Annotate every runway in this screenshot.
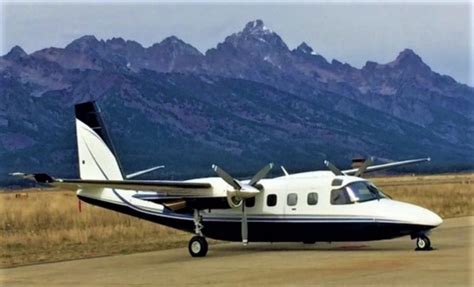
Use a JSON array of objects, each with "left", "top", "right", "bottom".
[{"left": 1, "top": 216, "right": 472, "bottom": 286}]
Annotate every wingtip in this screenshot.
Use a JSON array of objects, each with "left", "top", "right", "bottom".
[
  {"left": 9, "top": 172, "right": 24, "bottom": 176},
  {"left": 9, "top": 172, "right": 54, "bottom": 183}
]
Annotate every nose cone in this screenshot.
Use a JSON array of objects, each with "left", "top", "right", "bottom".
[
  {"left": 413, "top": 205, "right": 443, "bottom": 227},
  {"left": 380, "top": 200, "right": 443, "bottom": 227},
  {"left": 424, "top": 209, "right": 443, "bottom": 227}
]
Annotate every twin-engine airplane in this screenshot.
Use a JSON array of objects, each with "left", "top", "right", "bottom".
[{"left": 14, "top": 102, "right": 442, "bottom": 257}]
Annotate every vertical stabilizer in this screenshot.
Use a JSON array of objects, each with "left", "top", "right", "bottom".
[{"left": 75, "top": 102, "right": 124, "bottom": 180}]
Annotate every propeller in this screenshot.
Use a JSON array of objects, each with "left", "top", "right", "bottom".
[
  {"left": 325, "top": 157, "right": 374, "bottom": 177},
  {"left": 249, "top": 163, "right": 274, "bottom": 186},
  {"left": 212, "top": 163, "right": 274, "bottom": 245},
  {"left": 212, "top": 165, "right": 241, "bottom": 191},
  {"left": 242, "top": 201, "right": 248, "bottom": 245},
  {"left": 354, "top": 157, "right": 374, "bottom": 177},
  {"left": 324, "top": 160, "right": 344, "bottom": 176}
]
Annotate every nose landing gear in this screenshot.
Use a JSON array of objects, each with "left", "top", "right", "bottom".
[{"left": 415, "top": 235, "right": 432, "bottom": 251}]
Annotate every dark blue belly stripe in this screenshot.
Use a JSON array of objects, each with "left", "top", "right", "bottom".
[{"left": 78, "top": 195, "right": 435, "bottom": 242}]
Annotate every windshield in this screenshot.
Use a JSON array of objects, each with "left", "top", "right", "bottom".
[{"left": 345, "top": 181, "right": 388, "bottom": 203}]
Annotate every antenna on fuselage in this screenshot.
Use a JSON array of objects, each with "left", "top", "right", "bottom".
[{"left": 281, "top": 166, "right": 289, "bottom": 176}]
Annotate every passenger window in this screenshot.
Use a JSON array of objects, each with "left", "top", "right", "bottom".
[
  {"left": 267, "top": 194, "right": 277, "bottom": 207},
  {"left": 331, "top": 188, "right": 351, "bottom": 205},
  {"left": 287, "top": 193, "right": 298, "bottom": 206},
  {"left": 245, "top": 197, "right": 255, "bottom": 208},
  {"left": 307, "top": 192, "right": 318, "bottom": 205}
]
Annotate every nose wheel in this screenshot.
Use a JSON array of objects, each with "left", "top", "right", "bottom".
[{"left": 415, "top": 235, "right": 432, "bottom": 251}]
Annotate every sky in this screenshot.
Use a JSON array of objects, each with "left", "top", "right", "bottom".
[{"left": 1, "top": 1, "right": 473, "bottom": 86}]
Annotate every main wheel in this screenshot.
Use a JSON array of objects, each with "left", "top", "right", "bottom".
[
  {"left": 188, "top": 236, "right": 208, "bottom": 257},
  {"left": 416, "top": 235, "right": 431, "bottom": 250}
]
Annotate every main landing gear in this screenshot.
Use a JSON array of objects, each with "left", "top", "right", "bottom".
[
  {"left": 415, "top": 234, "right": 432, "bottom": 251},
  {"left": 189, "top": 236, "right": 208, "bottom": 257},
  {"left": 189, "top": 209, "right": 208, "bottom": 257}
]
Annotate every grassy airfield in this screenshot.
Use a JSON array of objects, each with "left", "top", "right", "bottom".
[{"left": 1, "top": 173, "right": 473, "bottom": 268}]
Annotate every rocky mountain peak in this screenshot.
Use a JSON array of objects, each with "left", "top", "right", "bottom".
[
  {"left": 391, "top": 49, "right": 429, "bottom": 69},
  {"left": 107, "top": 37, "right": 125, "bottom": 44},
  {"left": 396, "top": 48, "right": 421, "bottom": 62},
  {"left": 295, "top": 42, "right": 314, "bottom": 54},
  {"left": 105, "top": 37, "right": 126, "bottom": 48},
  {"left": 150, "top": 36, "right": 203, "bottom": 56},
  {"left": 362, "top": 61, "right": 380, "bottom": 71},
  {"left": 4, "top": 45, "right": 28, "bottom": 60},
  {"left": 242, "top": 19, "right": 272, "bottom": 35},
  {"left": 65, "top": 35, "right": 102, "bottom": 52},
  {"left": 383, "top": 48, "right": 432, "bottom": 77},
  {"left": 160, "top": 35, "right": 185, "bottom": 45},
  {"left": 218, "top": 20, "right": 289, "bottom": 53}
]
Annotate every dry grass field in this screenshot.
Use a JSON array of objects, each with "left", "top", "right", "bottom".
[
  {"left": 1, "top": 173, "right": 473, "bottom": 268},
  {"left": 371, "top": 173, "right": 474, "bottom": 218},
  {"left": 0, "top": 190, "right": 190, "bottom": 268}
]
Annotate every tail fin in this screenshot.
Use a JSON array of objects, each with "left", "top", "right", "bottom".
[{"left": 75, "top": 102, "right": 124, "bottom": 180}]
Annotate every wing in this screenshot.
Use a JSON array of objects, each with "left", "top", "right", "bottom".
[
  {"left": 11, "top": 172, "right": 225, "bottom": 211},
  {"left": 10, "top": 173, "right": 213, "bottom": 195},
  {"left": 132, "top": 192, "right": 229, "bottom": 210},
  {"left": 342, "top": 157, "right": 430, "bottom": 175}
]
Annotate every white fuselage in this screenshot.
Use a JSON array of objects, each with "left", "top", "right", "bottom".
[
  {"left": 199, "top": 172, "right": 442, "bottom": 227},
  {"left": 77, "top": 170, "right": 442, "bottom": 243}
]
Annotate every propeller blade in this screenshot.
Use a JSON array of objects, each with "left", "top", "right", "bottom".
[
  {"left": 242, "top": 200, "right": 248, "bottom": 245},
  {"left": 354, "top": 157, "right": 374, "bottom": 177},
  {"left": 248, "top": 163, "right": 274, "bottom": 186},
  {"left": 324, "top": 160, "right": 344, "bottom": 176},
  {"left": 212, "top": 164, "right": 241, "bottom": 190}
]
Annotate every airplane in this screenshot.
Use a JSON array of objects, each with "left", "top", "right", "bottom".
[{"left": 13, "top": 101, "right": 443, "bottom": 257}]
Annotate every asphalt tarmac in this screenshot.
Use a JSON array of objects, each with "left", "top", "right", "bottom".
[{"left": 1, "top": 216, "right": 472, "bottom": 286}]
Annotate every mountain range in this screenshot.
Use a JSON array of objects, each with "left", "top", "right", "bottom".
[{"left": 1, "top": 19, "right": 473, "bottom": 186}]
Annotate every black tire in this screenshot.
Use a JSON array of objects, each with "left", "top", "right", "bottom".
[
  {"left": 188, "top": 236, "right": 208, "bottom": 257},
  {"left": 416, "top": 235, "right": 431, "bottom": 250}
]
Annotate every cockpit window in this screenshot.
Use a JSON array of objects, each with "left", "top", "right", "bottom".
[
  {"left": 330, "top": 181, "right": 388, "bottom": 205},
  {"left": 346, "top": 181, "right": 387, "bottom": 203},
  {"left": 331, "top": 188, "right": 351, "bottom": 205}
]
